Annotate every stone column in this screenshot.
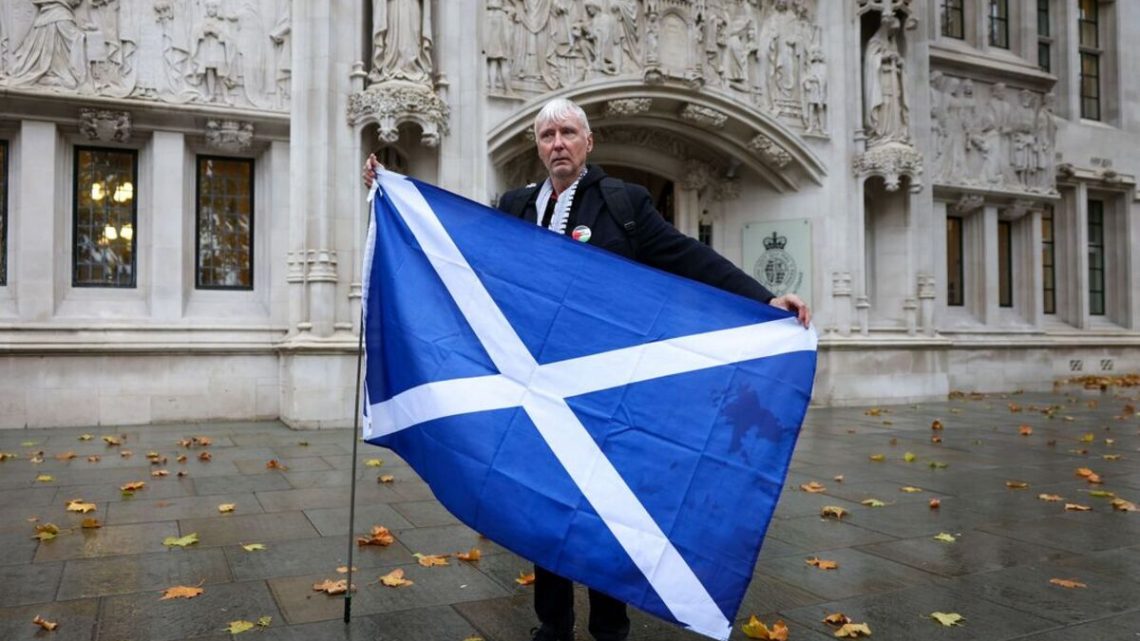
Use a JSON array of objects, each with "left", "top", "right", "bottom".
[
  {"left": 831, "top": 272, "right": 852, "bottom": 336},
  {"left": 1025, "top": 208, "right": 1044, "bottom": 328},
  {"left": 1071, "top": 182, "right": 1090, "bottom": 329},
  {"left": 150, "top": 131, "right": 186, "bottom": 321},
  {"left": 980, "top": 204, "right": 999, "bottom": 325},
  {"left": 16, "top": 121, "right": 58, "bottom": 322},
  {"left": 917, "top": 273, "right": 935, "bottom": 335}
]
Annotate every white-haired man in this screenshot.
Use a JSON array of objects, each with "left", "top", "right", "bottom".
[{"left": 365, "top": 97, "right": 809, "bottom": 641}]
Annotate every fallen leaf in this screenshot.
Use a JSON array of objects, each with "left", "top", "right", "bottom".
[
  {"left": 198, "top": 451, "right": 212, "bottom": 462},
  {"left": 79, "top": 434, "right": 93, "bottom": 441},
  {"left": 1008, "top": 403, "right": 1022, "bottom": 413},
  {"left": 357, "top": 525, "right": 395, "bottom": 546},
  {"left": 741, "top": 615, "right": 788, "bottom": 640},
  {"left": 146, "top": 451, "right": 161, "bottom": 460},
  {"left": 194, "top": 436, "right": 212, "bottom": 447},
  {"left": 120, "top": 450, "right": 133, "bottom": 458},
  {"left": 930, "top": 612, "right": 965, "bottom": 627},
  {"left": 32, "top": 615, "right": 58, "bottom": 631},
  {"left": 834, "top": 475, "right": 845, "bottom": 483},
  {"left": 265, "top": 459, "right": 287, "bottom": 470},
  {"left": 868, "top": 454, "right": 885, "bottom": 462},
  {"left": 1103, "top": 454, "right": 1121, "bottom": 461},
  {"left": 225, "top": 620, "right": 255, "bottom": 635},
  {"left": 0, "top": 452, "right": 17, "bottom": 461},
  {"left": 66, "top": 500, "right": 96, "bottom": 513},
  {"left": 1111, "top": 499, "right": 1137, "bottom": 512},
  {"left": 821, "top": 506, "right": 848, "bottom": 519},
  {"left": 365, "top": 459, "right": 384, "bottom": 467},
  {"left": 900, "top": 486, "right": 923, "bottom": 493},
  {"left": 1019, "top": 425, "right": 1033, "bottom": 436},
  {"left": 822, "top": 613, "right": 852, "bottom": 626},
  {"left": 241, "top": 543, "right": 266, "bottom": 552},
  {"left": 1049, "top": 578, "right": 1087, "bottom": 589},
  {"left": 834, "top": 622, "right": 872, "bottom": 637},
  {"left": 36, "top": 474, "right": 53, "bottom": 483},
  {"left": 931, "top": 419, "right": 943, "bottom": 430},
  {"left": 1038, "top": 494, "right": 1064, "bottom": 502},
  {"left": 379, "top": 474, "right": 395, "bottom": 483},
  {"left": 160, "top": 585, "right": 204, "bottom": 600},
  {"left": 177, "top": 471, "right": 188, "bottom": 478},
  {"left": 120, "top": 481, "right": 146, "bottom": 491},
  {"left": 1088, "top": 490, "right": 1115, "bottom": 498},
  {"left": 929, "top": 498, "right": 941, "bottom": 509},
  {"left": 861, "top": 499, "right": 887, "bottom": 508},
  {"left": 928, "top": 461, "right": 948, "bottom": 469},
  {"left": 806, "top": 556, "right": 839, "bottom": 570},
  {"left": 87, "top": 455, "right": 101, "bottom": 463},
  {"left": 1065, "top": 503, "right": 1092, "bottom": 511},
  {"left": 515, "top": 571, "right": 536, "bottom": 586},
  {"left": 800, "top": 482, "right": 826, "bottom": 493},
  {"left": 312, "top": 579, "right": 351, "bottom": 595},
  {"left": 257, "top": 616, "right": 272, "bottom": 627},
  {"left": 456, "top": 548, "right": 482, "bottom": 562},
  {"left": 1006, "top": 481, "right": 1030, "bottom": 489},
  {"left": 81, "top": 518, "right": 101, "bottom": 529},
  {"left": 1080, "top": 433, "right": 1095, "bottom": 443},
  {"left": 102, "top": 436, "right": 122, "bottom": 446},
  {"left": 903, "top": 452, "right": 917, "bottom": 463},
  {"left": 380, "top": 568, "right": 414, "bottom": 587},
  {"left": 865, "top": 408, "right": 883, "bottom": 417},
  {"left": 414, "top": 553, "right": 450, "bottom": 567},
  {"left": 176, "top": 455, "right": 188, "bottom": 463},
  {"left": 151, "top": 470, "right": 169, "bottom": 477},
  {"left": 933, "top": 532, "right": 957, "bottom": 543},
  {"left": 930, "top": 435, "right": 943, "bottom": 444},
  {"left": 55, "top": 451, "right": 77, "bottom": 461},
  {"left": 33, "top": 523, "right": 60, "bottom": 541},
  {"left": 163, "top": 533, "right": 199, "bottom": 547}
]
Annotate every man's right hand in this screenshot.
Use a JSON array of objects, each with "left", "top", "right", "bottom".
[{"left": 362, "top": 154, "right": 384, "bottom": 189}]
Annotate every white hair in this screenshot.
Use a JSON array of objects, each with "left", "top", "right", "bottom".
[{"left": 533, "top": 98, "right": 591, "bottom": 136}]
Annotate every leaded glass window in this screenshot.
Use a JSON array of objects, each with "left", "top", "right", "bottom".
[
  {"left": 1088, "top": 200, "right": 1105, "bottom": 316},
  {"left": 989, "top": 0, "right": 1010, "bottom": 49},
  {"left": 0, "top": 141, "right": 7, "bottom": 286},
  {"left": 196, "top": 157, "right": 254, "bottom": 290},
  {"left": 942, "top": 0, "right": 965, "bottom": 39},
  {"left": 998, "top": 220, "right": 1012, "bottom": 307},
  {"left": 1079, "top": 0, "right": 1101, "bottom": 120},
  {"left": 73, "top": 147, "right": 137, "bottom": 288},
  {"left": 1042, "top": 207, "right": 1055, "bottom": 314},
  {"left": 947, "top": 216, "right": 964, "bottom": 306}
]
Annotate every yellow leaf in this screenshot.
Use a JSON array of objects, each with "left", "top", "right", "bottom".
[
  {"left": 313, "top": 579, "right": 351, "bottom": 594},
  {"left": 217, "top": 504, "right": 236, "bottom": 513},
  {"left": 868, "top": 454, "right": 885, "bottom": 462},
  {"left": 822, "top": 613, "right": 852, "bottom": 626},
  {"left": 225, "top": 620, "right": 256, "bottom": 635},
  {"left": 899, "top": 486, "right": 923, "bottom": 493},
  {"left": 66, "top": 500, "right": 97, "bottom": 514},
  {"left": 1005, "top": 481, "right": 1029, "bottom": 489},
  {"left": 120, "top": 481, "right": 146, "bottom": 491},
  {"left": 515, "top": 571, "right": 536, "bottom": 586},
  {"left": 379, "top": 474, "right": 395, "bottom": 483},
  {"left": 821, "top": 505, "right": 848, "bottom": 519},
  {"left": 257, "top": 616, "right": 272, "bottom": 627},
  {"left": 79, "top": 434, "right": 94, "bottom": 441},
  {"left": 414, "top": 553, "right": 450, "bottom": 567},
  {"left": 1111, "top": 499, "right": 1137, "bottom": 512},
  {"left": 160, "top": 585, "right": 204, "bottom": 600},
  {"left": 163, "top": 533, "right": 199, "bottom": 547},
  {"left": 380, "top": 568, "right": 415, "bottom": 587},
  {"left": 861, "top": 499, "right": 887, "bottom": 508},
  {"left": 357, "top": 525, "right": 395, "bottom": 547},
  {"left": 1080, "top": 432, "right": 1095, "bottom": 442},
  {"left": 834, "top": 622, "right": 872, "bottom": 637},
  {"left": 33, "top": 523, "right": 60, "bottom": 541},
  {"left": 933, "top": 532, "right": 957, "bottom": 543},
  {"left": 930, "top": 612, "right": 965, "bottom": 627},
  {"left": 241, "top": 543, "right": 266, "bottom": 552},
  {"left": 800, "top": 481, "right": 826, "bottom": 493},
  {"left": 806, "top": 556, "right": 839, "bottom": 570},
  {"left": 1064, "top": 503, "right": 1092, "bottom": 511},
  {"left": 365, "top": 459, "right": 384, "bottom": 467},
  {"left": 32, "top": 615, "right": 59, "bottom": 631},
  {"left": 741, "top": 615, "right": 789, "bottom": 640},
  {"left": 1103, "top": 454, "right": 1121, "bottom": 461},
  {"left": 36, "top": 474, "right": 53, "bottom": 483},
  {"left": 903, "top": 452, "right": 917, "bottom": 463},
  {"left": 102, "top": 436, "right": 122, "bottom": 446},
  {"left": 456, "top": 548, "right": 482, "bottom": 562},
  {"left": 81, "top": 518, "right": 101, "bottom": 529},
  {"left": 1038, "top": 494, "right": 1064, "bottom": 502},
  {"left": 1049, "top": 577, "right": 1087, "bottom": 589}
]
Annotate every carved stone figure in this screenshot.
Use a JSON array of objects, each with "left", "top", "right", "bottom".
[
  {"left": 863, "top": 12, "right": 908, "bottom": 145},
  {"left": 269, "top": 1, "right": 291, "bottom": 108},
  {"left": 155, "top": 0, "right": 190, "bottom": 97},
  {"left": 514, "top": 0, "right": 554, "bottom": 86},
  {"left": 765, "top": 0, "right": 806, "bottom": 114},
  {"left": 1034, "top": 92, "right": 1057, "bottom": 189},
  {"left": 613, "top": 0, "right": 641, "bottom": 71},
  {"left": 724, "top": 0, "right": 757, "bottom": 92},
  {"left": 1010, "top": 89, "right": 1037, "bottom": 187},
  {"left": 10, "top": 0, "right": 88, "bottom": 90},
  {"left": 80, "top": 107, "right": 132, "bottom": 142},
  {"left": 370, "top": 0, "right": 433, "bottom": 84},
  {"left": 980, "top": 82, "right": 1013, "bottom": 184},
  {"left": 484, "top": 0, "right": 514, "bottom": 93},
  {"left": 583, "top": 0, "right": 620, "bottom": 75},
  {"left": 695, "top": 0, "right": 727, "bottom": 81},
  {"left": 802, "top": 46, "right": 826, "bottom": 133},
  {"left": 189, "top": 0, "right": 236, "bottom": 103}
]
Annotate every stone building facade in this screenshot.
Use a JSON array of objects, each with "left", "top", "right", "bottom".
[{"left": 0, "top": 0, "right": 1137, "bottom": 428}]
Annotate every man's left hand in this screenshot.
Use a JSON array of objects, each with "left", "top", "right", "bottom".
[{"left": 769, "top": 294, "right": 811, "bottom": 328}]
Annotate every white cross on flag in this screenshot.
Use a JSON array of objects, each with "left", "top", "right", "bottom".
[{"left": 362, "top": 172, "right": 817, "bottom": 640}]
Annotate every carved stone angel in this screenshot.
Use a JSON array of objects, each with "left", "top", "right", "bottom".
[{"left": 370, "top": 0, "right": 434, "bottom": 84}]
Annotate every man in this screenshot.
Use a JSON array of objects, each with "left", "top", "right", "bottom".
[{"left": 365, "top": 97, "right": 809, "bottom": 641}]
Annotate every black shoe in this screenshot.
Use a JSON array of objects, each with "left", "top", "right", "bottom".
[{"left": 529, "top": 625, "right": 573, "bottom": 641}]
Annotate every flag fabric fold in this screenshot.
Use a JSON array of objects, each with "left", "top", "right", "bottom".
[{"left": 362, "top": 170, "right": 817, "bottom": 640}]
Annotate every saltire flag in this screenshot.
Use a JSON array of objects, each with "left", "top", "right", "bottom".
[{"left": 361, "top": 170, "right": 817, "bottom": 640}]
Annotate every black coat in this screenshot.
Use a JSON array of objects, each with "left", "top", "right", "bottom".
[{"left": 496, "top": 165, "right": 775, "bottom": 304}]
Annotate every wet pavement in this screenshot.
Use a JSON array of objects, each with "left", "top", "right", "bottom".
[{"left": 1, "top": 383, "right": 1138, "bottom": 641}]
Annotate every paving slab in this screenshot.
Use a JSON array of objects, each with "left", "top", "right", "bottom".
[
  {"left": 1003, "top": 610, "right": 1140, "bottom": 641},
  {"left": 763, "top": 514, "right": 897, "bottom": 552},
  {"left": 0, "top": 598, "right": 99, "bottom": 641},
  {"left": 176, "top": 511, "right": 320, "bottom": 547},
  {"left": 756, "top": 546, "right": 937, "bottom": 602},
  {"left": 224, "top": 535, "right": 411, "bottom": 582},
  {"left": 857, "top": 529, "right": 1073, "bottom": 578},
  {"left": 304, "top": 504, "right": 414, "bottom": 537},
  {"left": 947, "top": 563, "right": 1140, "bottom": 625},
  {"left": 390, "top": 499, "right": 463, "bottom": 527},
  {"left": 234, "top": 456, "right": 333, "bottom": 474},
  {"left": 0, "top": 529, "right": 44, "bottom": 565},
  {"left": 56, "top": 548, "right": 231, "bottom": 600},
  {"left": 105, "top": 492, "right": 259, "bottom": 525},
  {"left": 98, "top": 580, "right": 282, "bottom": 641},
  {"left": 191, "top": 471, "right": 294, "bottom": 496},
  {"left": 0, "top": 562, "right": 64, "bottom": 606},
  {"left": 978, "top": 510, "right": 1140, "bottom": 553},
  {"left": 34, "top": 521, "right": 179, "bottom": 562}
]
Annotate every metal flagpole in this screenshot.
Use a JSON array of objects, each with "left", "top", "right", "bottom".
[{"left": 344, "top": 308, "right": 366, "bottom": 622}]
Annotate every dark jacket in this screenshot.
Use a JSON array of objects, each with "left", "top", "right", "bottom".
[{"left": 496, "top": 165, "right": 775, "bottom": 304}]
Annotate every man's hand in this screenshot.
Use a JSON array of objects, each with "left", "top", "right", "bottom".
[
  {"left": 769, "top": 294, "right": 811, "bottom": 328},
  {"left": 362, "top": 154, "right": 383, "bottom": 189}
]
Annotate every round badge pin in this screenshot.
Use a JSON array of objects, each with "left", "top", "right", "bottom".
[{"left": 571, "top": 225, "right": 592, "bottom": 243}]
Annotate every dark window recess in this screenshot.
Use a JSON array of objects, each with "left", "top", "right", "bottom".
[
  {"left": 989, "top": 0, "right": 1010, "bottom": 48},
  {"left": 1087, "top": 200, "right": 1104, "bottom": 316},
  {"left": 947, "top": 216, "right": 964, "bottom": 306},
  {"left": 998, "top": 220, "right": 1012, "bottom": 308},
  {"left": 942, "top": 0, "right": 965, "bottom": 39},
  {"left": 1042, "top": 207, "right": 1055, "bottom": 315},
  {"left": 196, "top": 156, "right": 255, "bottom": 290},
  {"left": 73, "top": 147, "right": 137, "bottom": 288}
]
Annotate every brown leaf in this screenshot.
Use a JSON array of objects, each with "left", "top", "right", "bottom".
[
  {"left": 1111, "top": 498, "right": 1137, "bottom": 512},
  {"left": 930, "top": 435, "right": 943, "bottom": 444},
  {"left": 195, "top": 436, "right": 212, "bottom": 447},
  {"left": 120, "top": 450, "right": 133, "bottom": 458},
  {"left": 81, "top": 518, "right": 101, "bottom": 529},
  {"left": 312, "top": 579, "right": 351, "bottom": 595},
  {"left": 336, "top": 565, "right": 358, "bottom": 574},
  {"left": 357, "top": 525, "right": 395, "bottom": 546},
  {"left": 32, "top": 615, "right": 58, "bottom": 631},
  {"left": 1064, "top": 503, "right": 1092, "bottom": 511},
  {"left": 415, "top": 553, "right": 450, "bottom": 567},
  {"left": 1038, "top": 494, "right": 1064, "bottom": 502},
  {"left": 151, "top": 470, "right": 169, "bottom": 477},
  {"left": 800, "top": 482, "right": 826, "bottom": 493},
  {"left": 176, "top": 455, "right": 188, "bottom": 464},
  {"left": 928, "top": 498, "right": 941, "bottom": 509},
  {"left": 120, "top": 481, "right": 146, "bottom": 492},
  {"left": 806, "top": 556, "right": 839, "bottom": 570},
  {"left": 102, "top": 436, "right": 122, "bottom": 446},
  {"left": 87, "top": 455, "right": 101, "bottom": 463},
  {"left": 741, "top": 615, "right": 788, "bottom": 640},
  {"left": 456, "top": 548, "right": 482, "bottom": 562},
  {"left": 198, "top": 451, "right": 212, "bottom": 462},
  {"left": 1049, "top": 578, "right": 1087, "bottom": 589},
  {"left": 265, "top": 459, "right": 288, "bottom": 470},
  {"left": 931, "top": 419, "right": 943, "bottom": 430},
  {"left": 379, "top": 474, "right": 395, "bottom": 483},
  {"left": 66, "top": 500, "right": 96, "bottom": 514},
  {"left": 821, "top": 506, "right": 848, "bottom": 519},
  {"left": 1008, "top": 403, "right": 1022, "bottom": 413},
  {"left": 834, "top": 622, "right": 873, "bottom": 637},
  {"left": 865, "top": 408, "right": 883, "bottom": 417},
  {"left": 380, "top": 568, "right": 414, "bottom": 587},
  {"left": 822, "top": 613, "right": 852, "bottom": 626},
  {"left": 1018, "top": 425, "right": 1033, "bottom": 436},
  {"left": 1005, "top": 481, "right": 1030, "bottom": 490},
  {"left": 32, "top": 523, "right": 60, "bottom": 541},
  {"left": 833, "top": 475, "right": 845, "bottom": 483},
  {"left": 160, "top": 585, "right": 204, "bottom": 600},
  {"left": 515, "top": 571, "right": 536, "bottom": 586},
  {"left": 55, "top": 451, "right": 77, "bottom": 461}
]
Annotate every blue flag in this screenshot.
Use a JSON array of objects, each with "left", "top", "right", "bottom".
[{"left": 362, "top": 172, "right": 817, "bottom": 640}]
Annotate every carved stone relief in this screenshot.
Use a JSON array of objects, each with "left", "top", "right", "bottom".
[
  {"left": 484, "top": 0, "right": 827, "bottom": 134},
  {"left": 0, "top": 0, "right": 293, "bottom": 111},
  {"left": 80, "top": 107, "right": 133, "bottom": 142},
  {"left": 604, "top": 97, "right": 652, "bottom": 117},
  {"left": 931, "top": 74, "right": 1058, "bottom": 196},
  {"left": 679, "top": 104, "right": 726, "bottom": 129},
  {"left": 748, "top": 134, "right": 791, "bottom": 169},
  {"left": 205, "top": 118, "right": 254, "bottom": 152}
]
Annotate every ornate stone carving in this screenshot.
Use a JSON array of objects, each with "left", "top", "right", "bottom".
[
  {"left": 484, "top": 0, "right": 514, "bottom": 94},
  {"left": 268, "top": 1, "right": 291, "bottom": 109},
  {"left": 931, "top": 75, "right": 1058, "bottom": 196},
  {"left": 863, "top": 11, "right": 910, "bottom": 146},
  {"left": 853, "top": 143, "right": 924, "bottom": 192},
  {"left": 680, "top": 104, "right": 727, "bottom": 129},
  {"left": 80, "top": 108, "right": 132, "bottom": 143},
  {"left": 949, "top": 193, "right": 984, "bottom": 215},
  {"left": 832, "top": 271, "right": 853, "bottom": 297},
  {"left": 593, "top": 126, "right": 691, "bottom": 161},
  {"left": 680, "top": 159, "right": 714, "bottom": 191},
  {"left": 604, "top": 98, "right": 652, "bottom": 118},
  {"left": 802, "top": 46, "right": 827, "bottom": 134},
  {"left": 917, "top": 273, "right": 936, "bottom": 299},
  {"left": 205, "top": 119, "right": 254, "bottom": 152},
  {"left": 712, "top": 177, "right": 741, "bottom": 201},
  {"left": 370, "top": 0, "right": 433, "bottom": 85},
  {"left": 748, "top": 134, "right": 792, "bottom": 169},
  {"left": 347, "top": 82, "right": 450, "bottom": 147}
]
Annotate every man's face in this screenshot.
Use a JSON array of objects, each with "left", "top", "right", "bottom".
[{"left": 536, "top": 115, "right": 593, "bottom": 186}]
